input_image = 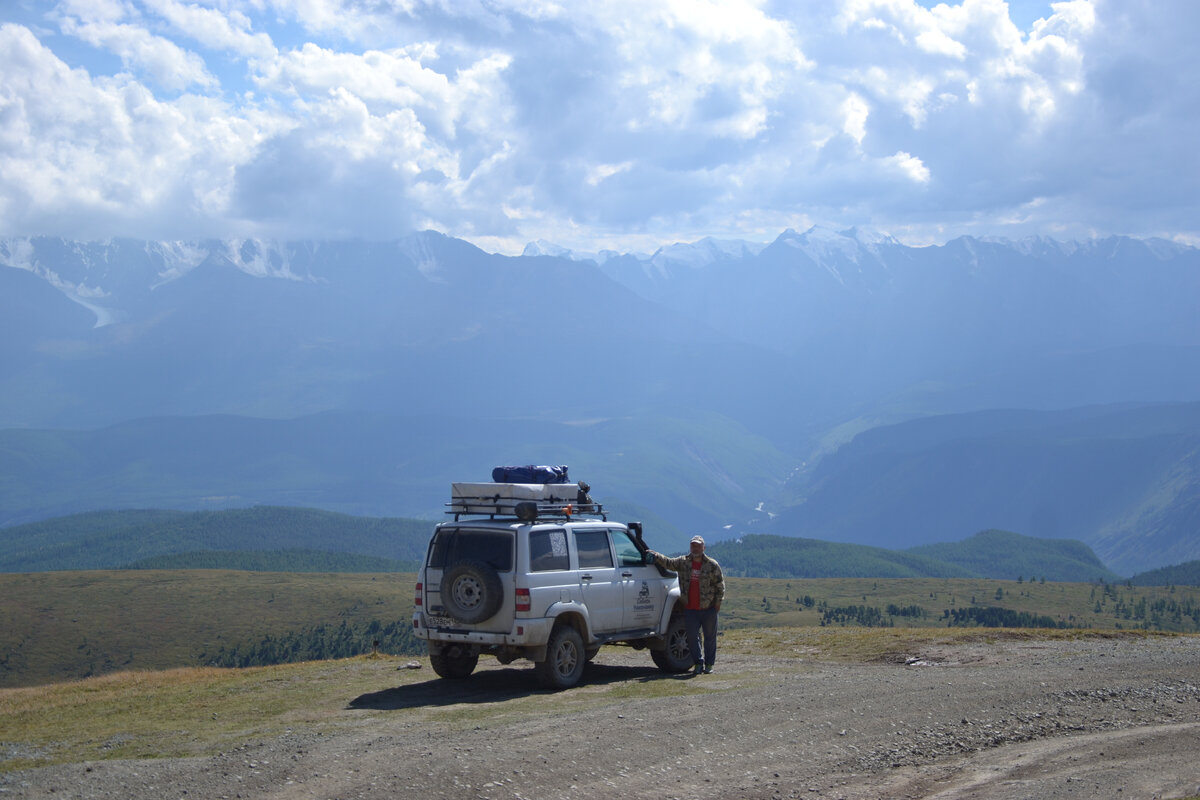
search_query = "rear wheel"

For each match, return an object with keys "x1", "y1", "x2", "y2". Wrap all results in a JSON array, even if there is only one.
[
  {"x1": 535, "y1": 624, "x2": 586, "y2": 689},
  {"x1": 651, "y1": 613, "x2": 691, "y2": 673},
  {"x1": 430, "y1": 645, "x2": 479, "y2": 679}
]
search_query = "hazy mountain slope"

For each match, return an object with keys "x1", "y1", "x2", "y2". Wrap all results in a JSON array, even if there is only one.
[
  {"x1": 771, "y1": 403, "x2": 1200, "y2": 575},
  {"x1": 0, "y1": 411, "x2": 790, "y2": 543},
  {"x1": 706, "y1": 530, "x2": 1121, "y2": 582},
  {"x1": 4, "y1": 230, "x2": 1200, "y2": 441},
  {"x1": 0, "y1": 234, "x2": 805, "y2": 436},
  {"x1": 598, "y1": 229, "x2": 1200, "y2": 421},
  {"x1": 705, "y1": 534, "x2": 975, "y2": 580}
]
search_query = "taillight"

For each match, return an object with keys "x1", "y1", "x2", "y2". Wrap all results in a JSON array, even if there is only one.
[
  {"x1": 515, "y1": 587, "x2": 531, "y2": 612},
  {"x1": 414, "y1": 582, "x2": 423, "y2": 606}
]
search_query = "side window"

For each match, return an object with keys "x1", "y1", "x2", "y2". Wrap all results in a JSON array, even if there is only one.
[
  {"x1": 529, "y1": 529, "x2": 570, "y2": 572},
  {"x1": 612, "y1": 529, "x2": 647, "y2": 567},
  {"x1": 574, "y1": 529, "x2": 614, "y2": 569}
]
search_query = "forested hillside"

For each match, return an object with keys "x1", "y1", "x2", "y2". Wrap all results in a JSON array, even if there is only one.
[
  {"x1": 906, "y1": 530, "x2": 1121, "y2": 583},
  {"x1": 1129, "y1": 561, "x2": 1200, "y2": 587},
  {"x1": 125, "y1": 549, "x2": 412, "y2": 572},
  {"x1": 0, "y1": 507, "x2": 430, "y2": 572},
  {"x1": 5, "y1": 507, "x2": 1134, "y2": 582}
]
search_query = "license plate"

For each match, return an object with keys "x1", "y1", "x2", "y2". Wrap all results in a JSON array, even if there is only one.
[{"x1": 425, "y1": 615, "x2": 459, "y2": 629}]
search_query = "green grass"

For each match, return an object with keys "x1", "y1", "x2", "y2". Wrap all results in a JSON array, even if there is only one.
[
  {"x1": 718, "y1": 576, "x2": 1200, "y2": 633},
  {"x1": 0, "y1": 649, "x2": 733, "y2": 773},
  {"x1": 0, "y1": 657, "x2": 402, "y2": 771},
  {"x1": 0, "y1": 571, "x2": 417, "y2": 687},
  {"x1": 2, "y1": 571, "x2": 1199, "y2": 692}
]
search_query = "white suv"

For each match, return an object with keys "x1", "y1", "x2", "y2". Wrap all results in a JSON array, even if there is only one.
[{"x1": 412, "y1": 486, "x2": 690, "y2": 689}]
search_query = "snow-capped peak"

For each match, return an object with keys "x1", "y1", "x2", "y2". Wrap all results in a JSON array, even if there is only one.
[
  {"x1": 522, "y1": 240, "x2": 574, "y2": 258},
  {"x1": 648, "y1": 237, "x2": 767, "y2": 270}
]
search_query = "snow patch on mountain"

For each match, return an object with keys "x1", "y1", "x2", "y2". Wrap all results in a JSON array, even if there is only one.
[
  {"x1": 0, "y1": 237, "x2": 36, "y2": 273},
  {"x1": 1, "y1": 237, "x2": 117, "y2": 327},
  {"x1": 149, "y1": 241, "x2": 210, "y2": 286},
  {"x1": 217, "y1": 239, "x2": 307, "y2": 280}
]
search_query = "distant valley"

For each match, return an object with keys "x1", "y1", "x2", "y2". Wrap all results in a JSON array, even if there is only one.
[{"x1": 3, "y1": 230, "x2": 1200, "y2": 572}]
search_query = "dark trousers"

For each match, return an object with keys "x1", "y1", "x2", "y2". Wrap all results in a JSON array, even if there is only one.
[{"x1": 684, "y1": 607, "x2": 718, "y2": 667}]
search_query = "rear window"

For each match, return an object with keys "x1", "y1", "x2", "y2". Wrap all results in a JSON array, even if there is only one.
[{"x1": 428, "y1": 527, "x2": 514, "y2": 572}]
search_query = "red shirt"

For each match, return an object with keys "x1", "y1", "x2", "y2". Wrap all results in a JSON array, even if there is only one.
[{"x1": 687, "y1": 558, "x2": 702, "y2": 609}]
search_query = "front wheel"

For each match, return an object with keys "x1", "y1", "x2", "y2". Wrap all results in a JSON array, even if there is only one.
[
  {"x1": 535, "y1": 625, "x2": 587, "y2": 689},
  {"x1": 651, "y1": 613, "x2": 691, "y2": 673},
  {"x1": 430, "y1": 645, "x2": 479, "y2": 679}
]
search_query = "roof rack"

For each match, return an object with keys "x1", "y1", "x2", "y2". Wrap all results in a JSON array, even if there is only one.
[{"x1": 445, "y1": 482, "x2": 607, "y2": 522}]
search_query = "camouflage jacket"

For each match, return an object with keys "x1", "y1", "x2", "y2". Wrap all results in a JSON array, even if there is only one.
[{"x1": 653, "y1": 552, "x2": 725, "y2": 610}]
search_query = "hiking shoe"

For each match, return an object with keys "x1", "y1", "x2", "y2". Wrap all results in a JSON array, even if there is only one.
[
  {"x1": 693, "y1": 664, "x2": 704, "y2": 676},
  {"x1": 703, "y1": 666, "x2": 713, "y2": 674}
]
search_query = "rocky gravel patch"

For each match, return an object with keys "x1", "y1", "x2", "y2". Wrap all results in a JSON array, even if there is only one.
[{"x1": 3, "y1": 635, "x2": 1200, "y2": 800}]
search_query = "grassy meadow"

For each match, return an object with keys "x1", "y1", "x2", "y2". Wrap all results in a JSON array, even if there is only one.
[
  {"x1": 0, "y1": 571, "x2": 415, "y2": 687},
  {"x1": 3, "y1": 570, "x2": 1199, "y2": 691}
]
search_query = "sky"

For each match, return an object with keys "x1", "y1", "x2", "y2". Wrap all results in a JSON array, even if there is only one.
[{"x1": 0, "y1": 0, "x2": 1197, "y2": 254}]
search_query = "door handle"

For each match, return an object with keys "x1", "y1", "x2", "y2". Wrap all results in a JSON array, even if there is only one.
[
  {"x1": 621, "y1": 571, "x2": 634, "y2": 578},
  {"x1": 581, "y1": 574, "x2": 593, "y2": 581}
]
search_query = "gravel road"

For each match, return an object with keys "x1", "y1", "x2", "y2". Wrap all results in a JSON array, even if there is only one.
[{"x1": 4, "y1": 635, "x2": 1200, "y2": 800}]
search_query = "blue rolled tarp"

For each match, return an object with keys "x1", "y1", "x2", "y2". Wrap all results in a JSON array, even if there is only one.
[{"x1": 492, "y1": 465, "x2": 570, "y2": 484}]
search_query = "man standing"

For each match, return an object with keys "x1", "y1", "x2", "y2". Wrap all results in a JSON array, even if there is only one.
[{"x1": 649, "y1": 535, "x2": 725, "y2": 675}]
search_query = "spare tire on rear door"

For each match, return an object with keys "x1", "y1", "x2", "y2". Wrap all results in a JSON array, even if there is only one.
[{"x1": 440, "y1": 559, "x2": 504, "y2": 623}]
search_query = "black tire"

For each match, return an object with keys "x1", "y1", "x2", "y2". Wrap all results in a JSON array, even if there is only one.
[
  {"x1": 651, "y1": 613, "x2": 691, "y2": 673},
  {"x1": 440, "y1": 560, "x2": 504, "y2": 623},
  {"x1": 584, "y1": 647, "x2": 600, "y2": 663},
  {"x1": 535, "y1": 624, "x2": 587, "y2": 689},
  {"x1": 429, "y1": 645, "x2": 479, "y2": 679}
]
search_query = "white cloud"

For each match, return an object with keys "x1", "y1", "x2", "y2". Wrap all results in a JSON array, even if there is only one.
[
  {"x1": 586, "y1": 161, "x2": 634, "y2": 186},
  {"x1": 884, "y1": 150, "x2": 931, "y2": 183},
  {"x1": 0, "y1": 0, "x2": 1195, "y2": 249},
  {"x1": 915, "y1": 28, "x2": 967, "y2": 59},
  {"x1": 841, "y1": 92, "x2": 870, "y2": 144},
  {"x1": 143, "y1": 0, "x2": 277, "y2": 62},
  {"x1": 57, "y1": 14, "x2": 216, "y2": 91}
]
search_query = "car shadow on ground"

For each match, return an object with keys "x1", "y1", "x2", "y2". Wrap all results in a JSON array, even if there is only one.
[{"x1": 348, "y1": 661, "x2": 693, "y2": 710}]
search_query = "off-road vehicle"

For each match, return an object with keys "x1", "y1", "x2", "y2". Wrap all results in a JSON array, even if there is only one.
[{"x1": 412, "y1": 481, "x2": 691, "y2": 689}]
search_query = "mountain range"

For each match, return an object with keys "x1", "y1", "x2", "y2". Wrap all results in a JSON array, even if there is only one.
[{"x1": 3, "y1": 228, "x2": 1199, "y2": 571}]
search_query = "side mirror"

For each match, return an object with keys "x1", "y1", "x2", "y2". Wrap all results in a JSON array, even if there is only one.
[{"x1": 644, "y1": 551, "x2": 655, "y2": 565}]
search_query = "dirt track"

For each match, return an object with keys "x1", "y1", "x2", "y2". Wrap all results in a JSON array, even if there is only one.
[{"x1": 4, "y1": 635, "x2": 1200, "y2": 800}]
